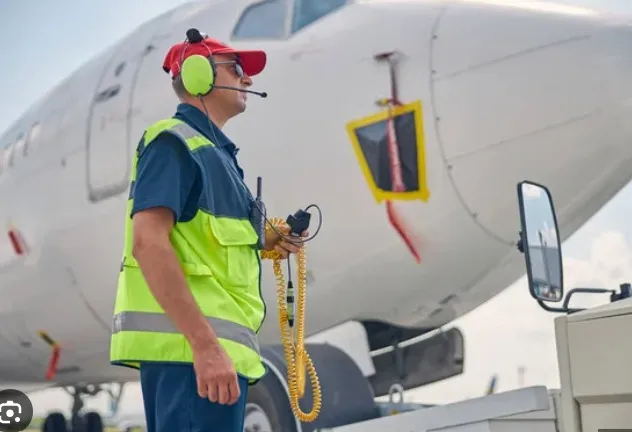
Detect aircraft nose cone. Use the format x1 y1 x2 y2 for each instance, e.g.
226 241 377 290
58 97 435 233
430 4 632 243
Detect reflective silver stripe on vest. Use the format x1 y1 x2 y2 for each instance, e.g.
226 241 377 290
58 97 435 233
170 122 205 141
112 311 260 355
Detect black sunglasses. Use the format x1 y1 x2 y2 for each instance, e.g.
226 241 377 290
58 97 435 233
214 60 244 78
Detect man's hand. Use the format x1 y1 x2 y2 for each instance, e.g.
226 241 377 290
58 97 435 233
192 343 241 405
264 227 308 259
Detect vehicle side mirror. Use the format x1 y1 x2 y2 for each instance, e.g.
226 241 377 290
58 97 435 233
516 181 564 303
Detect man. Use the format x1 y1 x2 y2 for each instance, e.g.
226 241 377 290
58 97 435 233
109 29 307 432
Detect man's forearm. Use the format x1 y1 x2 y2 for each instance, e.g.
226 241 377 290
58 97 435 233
134 242 219 351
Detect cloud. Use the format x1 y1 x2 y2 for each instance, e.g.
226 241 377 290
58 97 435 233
404 229 632 405
562 230 632 307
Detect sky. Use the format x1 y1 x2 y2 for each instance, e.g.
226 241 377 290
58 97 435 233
3 0 632 422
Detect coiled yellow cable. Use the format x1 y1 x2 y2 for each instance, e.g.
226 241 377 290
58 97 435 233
260 217 322 422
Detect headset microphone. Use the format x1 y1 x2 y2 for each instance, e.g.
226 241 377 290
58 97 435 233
213 85 267 98
177 28 268 99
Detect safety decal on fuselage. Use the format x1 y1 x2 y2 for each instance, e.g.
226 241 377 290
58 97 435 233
345 99 430 204
345 99 429 263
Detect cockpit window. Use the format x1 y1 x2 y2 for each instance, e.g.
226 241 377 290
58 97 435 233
292 0 347 33
233 0 288 39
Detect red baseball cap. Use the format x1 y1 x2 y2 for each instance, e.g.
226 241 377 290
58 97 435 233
162 34 267 78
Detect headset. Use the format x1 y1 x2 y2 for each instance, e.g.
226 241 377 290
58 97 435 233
177 28 267 98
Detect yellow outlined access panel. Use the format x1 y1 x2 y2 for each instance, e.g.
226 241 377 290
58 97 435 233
345 100 430 204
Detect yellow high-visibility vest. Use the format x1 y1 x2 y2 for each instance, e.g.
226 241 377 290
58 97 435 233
109 117 266 382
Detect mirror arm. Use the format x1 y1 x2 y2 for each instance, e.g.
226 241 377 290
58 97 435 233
536 300 582 314
538 285 631 315
563 288 615 310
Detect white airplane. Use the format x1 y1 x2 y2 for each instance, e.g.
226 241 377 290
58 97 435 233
1 0 632 431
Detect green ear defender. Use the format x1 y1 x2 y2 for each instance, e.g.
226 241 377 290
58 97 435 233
181 54 217 96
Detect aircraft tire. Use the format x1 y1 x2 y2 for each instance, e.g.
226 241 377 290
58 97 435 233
251 343 380 432
41 412 67 432
82 411 103 432
245 378 294 432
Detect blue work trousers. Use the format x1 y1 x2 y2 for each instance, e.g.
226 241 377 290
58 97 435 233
140 362 249 432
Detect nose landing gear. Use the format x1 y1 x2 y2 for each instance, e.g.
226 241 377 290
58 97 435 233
40 383 124 432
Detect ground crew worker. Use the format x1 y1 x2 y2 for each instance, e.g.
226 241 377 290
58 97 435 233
109 28 307 432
